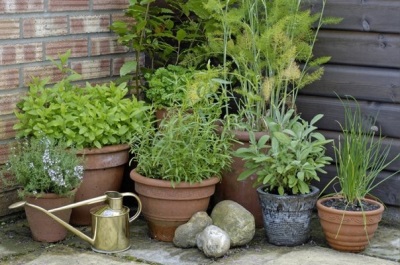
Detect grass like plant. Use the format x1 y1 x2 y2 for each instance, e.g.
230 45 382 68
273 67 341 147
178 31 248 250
329 97 400 208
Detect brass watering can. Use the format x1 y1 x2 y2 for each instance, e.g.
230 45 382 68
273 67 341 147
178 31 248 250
9 191 142 253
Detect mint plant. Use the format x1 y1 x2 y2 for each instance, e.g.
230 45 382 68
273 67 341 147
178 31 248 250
14 51 151 149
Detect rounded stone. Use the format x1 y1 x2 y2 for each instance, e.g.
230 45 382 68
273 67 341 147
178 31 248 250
173 211 213 248
196 225 230 258
211 200 255 247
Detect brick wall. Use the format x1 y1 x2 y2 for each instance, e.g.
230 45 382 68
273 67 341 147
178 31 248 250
0 0 134 216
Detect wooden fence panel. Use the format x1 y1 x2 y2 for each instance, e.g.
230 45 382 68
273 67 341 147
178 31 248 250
297 95 400 139
301 65 400 104
309 0 400 33
314 30 400 68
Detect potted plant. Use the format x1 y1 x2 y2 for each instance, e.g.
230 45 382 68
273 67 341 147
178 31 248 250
0 137 84 242
129 105 234 242
316 97 400 252
145 63 224 124
235 109 332 246
110 0 207 99
187 0 340 226
13 51 151 225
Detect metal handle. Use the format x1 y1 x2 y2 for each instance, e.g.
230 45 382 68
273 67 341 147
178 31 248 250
9 195 108 213
121 192 142 223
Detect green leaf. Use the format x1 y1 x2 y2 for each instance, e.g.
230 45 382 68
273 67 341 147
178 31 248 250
176 29 187 42
273 132 290 144
237 168 258 181
120 61 137 76
278 186 284 195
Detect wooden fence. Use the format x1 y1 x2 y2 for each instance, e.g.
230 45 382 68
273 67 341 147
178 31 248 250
298 0 400 206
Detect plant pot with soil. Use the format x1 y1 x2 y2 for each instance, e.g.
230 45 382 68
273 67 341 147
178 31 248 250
235 109 332 246
13 51 151 225
1 137 83 242
129 106 234 242
316 97 400 252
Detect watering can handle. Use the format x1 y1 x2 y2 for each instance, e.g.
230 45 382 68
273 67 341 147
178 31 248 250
121 192 142 223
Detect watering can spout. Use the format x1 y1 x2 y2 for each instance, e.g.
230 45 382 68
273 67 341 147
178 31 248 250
8 191 142 253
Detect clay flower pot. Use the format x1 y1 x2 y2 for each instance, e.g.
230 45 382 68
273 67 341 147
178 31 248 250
25 191 76 242
130 169 219 242
214 130 268 228
316 197 384 252
70 144 129 225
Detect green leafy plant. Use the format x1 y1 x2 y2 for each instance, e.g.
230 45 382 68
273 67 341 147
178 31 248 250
130 107 234 185
145 63 225 109
1 137 84 198
188 0 341 130
235 109 333 195
13 51 151 149
110 0 207 97
325 97 400 207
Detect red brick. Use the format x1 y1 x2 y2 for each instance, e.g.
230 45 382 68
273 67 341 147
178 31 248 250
111 13 135 24
71 59 111 80
112 56 137 76
70 15 110 34
0 93 23 115
0 116 17 141
91 37 128 56
46 38 88 58
0 43 42 65
0 142 13 165
23 65 64 86
23 17 68 38
0 19 19 39
48 0 89 11
93 0 129 10
0 69 19 91
0 0 44 14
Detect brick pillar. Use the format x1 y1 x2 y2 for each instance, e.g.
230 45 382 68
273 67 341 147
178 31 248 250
0 0 134 216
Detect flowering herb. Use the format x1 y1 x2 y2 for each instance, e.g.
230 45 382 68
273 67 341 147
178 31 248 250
1 137 84 198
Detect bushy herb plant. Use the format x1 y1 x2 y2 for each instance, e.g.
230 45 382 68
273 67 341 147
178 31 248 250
1 137 84 198
110 0 207 97
326 97 400 207
235 109 333 195
187 0 341 130
145 63 225 109
13 51 151 149
130 107 234 185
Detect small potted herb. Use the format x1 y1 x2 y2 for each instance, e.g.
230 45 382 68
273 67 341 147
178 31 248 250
317 97 400 252
129 106 233 242
235 109 332 246
1 137 83 242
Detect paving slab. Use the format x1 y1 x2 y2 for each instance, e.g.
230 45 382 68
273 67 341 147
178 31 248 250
0 212 399 265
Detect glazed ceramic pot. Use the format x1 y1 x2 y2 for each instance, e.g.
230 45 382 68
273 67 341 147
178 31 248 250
70 144 129 225
316 196 384 252
25 191 76 242
257 185 320 246
130 169 219 242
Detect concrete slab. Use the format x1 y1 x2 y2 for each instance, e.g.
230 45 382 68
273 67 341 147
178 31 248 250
0 213 399 265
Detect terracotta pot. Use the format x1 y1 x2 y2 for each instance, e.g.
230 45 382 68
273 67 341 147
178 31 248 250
130 169 219 242
258 185 319 246
316 197 384 252
213 129 268 228
70 144 129 226
25 191 75 242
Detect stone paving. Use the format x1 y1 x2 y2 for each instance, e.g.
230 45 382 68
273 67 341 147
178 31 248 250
0 212 399 265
